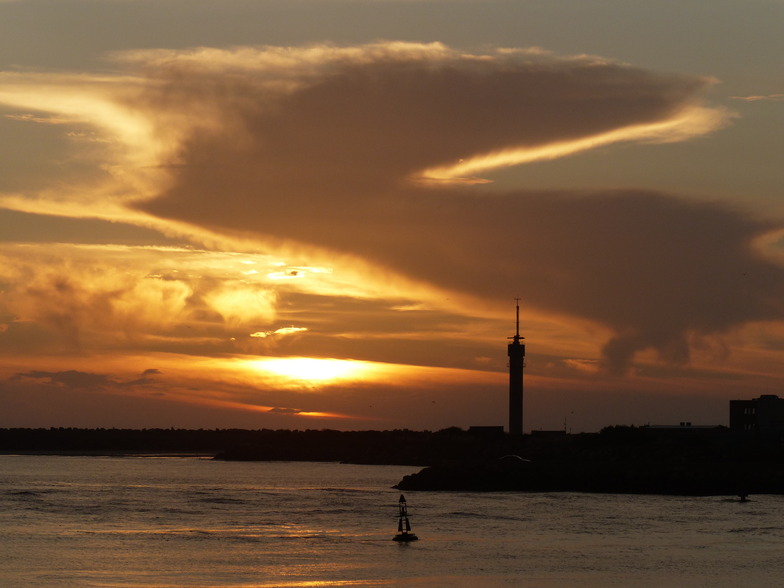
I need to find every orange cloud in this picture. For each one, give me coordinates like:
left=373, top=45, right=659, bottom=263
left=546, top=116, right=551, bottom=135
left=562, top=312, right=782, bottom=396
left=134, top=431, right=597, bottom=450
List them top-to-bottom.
left=2, top=41, right=779, bottom=383
left=418, top=104, right=728, bottom=183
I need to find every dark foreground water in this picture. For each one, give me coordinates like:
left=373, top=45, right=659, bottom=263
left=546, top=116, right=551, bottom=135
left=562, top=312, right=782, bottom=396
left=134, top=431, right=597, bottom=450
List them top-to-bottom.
left=2, top=455, right=783, bottom=587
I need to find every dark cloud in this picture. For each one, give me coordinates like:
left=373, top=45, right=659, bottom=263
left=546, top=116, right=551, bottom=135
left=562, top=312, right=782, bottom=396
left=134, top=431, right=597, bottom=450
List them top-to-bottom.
left=127, top=45, right=774, bottom=372
left=139, top=48, right=714, bottom=226
left=266, top=188, right=781, bottom=373
left=405, top=188, right=783, bottom=373
left=8, top=369, right=168, bottom=392
left=12, top=370, right=114, bottom=389
left=267, top=407, right=301, bottom=415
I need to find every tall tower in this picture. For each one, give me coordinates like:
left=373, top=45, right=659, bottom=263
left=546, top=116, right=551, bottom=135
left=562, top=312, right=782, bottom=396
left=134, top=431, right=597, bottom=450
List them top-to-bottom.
left=508, top=298, right=525, bottom=436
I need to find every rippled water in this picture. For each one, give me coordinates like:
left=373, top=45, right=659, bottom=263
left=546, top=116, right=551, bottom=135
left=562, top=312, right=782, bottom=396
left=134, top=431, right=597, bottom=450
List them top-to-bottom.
left=1, top=455, right=783, bottom=587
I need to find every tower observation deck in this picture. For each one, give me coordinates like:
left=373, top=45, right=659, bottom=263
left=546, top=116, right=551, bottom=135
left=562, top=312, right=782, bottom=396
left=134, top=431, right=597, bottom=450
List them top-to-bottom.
left=508, top=299, right=525, bottom=436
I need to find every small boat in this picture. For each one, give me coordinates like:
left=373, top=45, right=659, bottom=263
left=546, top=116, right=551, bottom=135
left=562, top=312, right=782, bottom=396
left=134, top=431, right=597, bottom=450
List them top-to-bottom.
left=393, top=494, right=418, bottom=542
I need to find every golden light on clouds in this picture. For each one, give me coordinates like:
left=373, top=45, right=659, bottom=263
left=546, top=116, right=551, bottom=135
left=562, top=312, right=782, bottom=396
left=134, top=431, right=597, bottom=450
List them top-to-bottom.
left=3, top=32, right=783, bottom=432
left=0, top=73, right=170, bottom=202
left=416, top=104, right=731, bottom=184
left=267, top=266, right=333, bottom=280
left=204, top=285, right=277, bottom=326
left=250, top=327, right=308, bottom=339
left=237, top=355, right=501, bottom=392
left=250, top=357, right=373, bottom=384
left=185, top=396, right=352, bottom=420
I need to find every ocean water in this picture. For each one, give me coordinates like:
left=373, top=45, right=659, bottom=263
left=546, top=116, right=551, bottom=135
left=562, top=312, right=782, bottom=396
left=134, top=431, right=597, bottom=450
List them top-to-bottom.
left=2, top=456, right=784, bottom=587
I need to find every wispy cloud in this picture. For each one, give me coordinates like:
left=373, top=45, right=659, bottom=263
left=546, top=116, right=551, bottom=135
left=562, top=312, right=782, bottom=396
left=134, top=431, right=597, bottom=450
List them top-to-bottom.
left=730, top=93, right=784, bottom=102
left=250, top=327, right=308, bottom=338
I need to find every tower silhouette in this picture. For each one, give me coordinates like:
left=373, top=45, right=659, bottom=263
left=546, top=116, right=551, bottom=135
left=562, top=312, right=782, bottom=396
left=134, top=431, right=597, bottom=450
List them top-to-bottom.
left=508, top=299, right=525, bottom=435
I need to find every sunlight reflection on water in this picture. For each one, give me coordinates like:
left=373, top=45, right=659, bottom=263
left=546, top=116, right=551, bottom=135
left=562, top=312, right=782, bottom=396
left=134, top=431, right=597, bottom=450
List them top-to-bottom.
left=2, top=456, right=784, bottom=587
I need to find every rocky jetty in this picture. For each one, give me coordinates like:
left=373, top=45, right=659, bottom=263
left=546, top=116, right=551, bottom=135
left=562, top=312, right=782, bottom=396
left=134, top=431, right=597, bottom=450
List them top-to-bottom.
left=395, top=426, right=784, bottom=495
left=395, top=455, right=784, bottom=495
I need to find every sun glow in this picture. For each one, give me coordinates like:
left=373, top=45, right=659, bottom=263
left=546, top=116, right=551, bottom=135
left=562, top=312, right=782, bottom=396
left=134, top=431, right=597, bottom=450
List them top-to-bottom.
left=250, top=357, right=374, bottom=383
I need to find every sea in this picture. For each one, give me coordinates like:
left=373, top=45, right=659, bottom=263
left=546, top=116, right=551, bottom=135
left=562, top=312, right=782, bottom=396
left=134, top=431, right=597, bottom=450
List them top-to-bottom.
left=2, top=455, right=784, bottom=587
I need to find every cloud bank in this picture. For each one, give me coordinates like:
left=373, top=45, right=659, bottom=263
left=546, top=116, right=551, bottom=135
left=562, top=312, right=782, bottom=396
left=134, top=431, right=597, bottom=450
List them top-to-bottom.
left=2, top=41, right=781, bottom=380
left=122, top=43, right=773, bottom=371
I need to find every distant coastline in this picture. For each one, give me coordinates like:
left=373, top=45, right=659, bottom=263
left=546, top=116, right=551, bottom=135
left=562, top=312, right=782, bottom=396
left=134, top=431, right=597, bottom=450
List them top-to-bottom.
left=4, top=426, right=784, bottom=496
left=0, top=427, right=454, bottom=464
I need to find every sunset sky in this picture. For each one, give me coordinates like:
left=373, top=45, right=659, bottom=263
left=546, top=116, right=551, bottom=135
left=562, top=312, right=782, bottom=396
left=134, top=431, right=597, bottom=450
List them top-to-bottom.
left=1, top=0, right=783, bottom=432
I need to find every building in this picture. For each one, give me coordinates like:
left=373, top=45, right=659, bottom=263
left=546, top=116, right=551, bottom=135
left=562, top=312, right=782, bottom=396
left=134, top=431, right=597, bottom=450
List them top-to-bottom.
left=730, top=394, right=784, bottom=433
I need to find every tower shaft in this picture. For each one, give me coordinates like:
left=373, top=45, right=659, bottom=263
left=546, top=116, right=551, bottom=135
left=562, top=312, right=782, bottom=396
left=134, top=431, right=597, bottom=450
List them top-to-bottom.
left=508, top=299, right=525, bottom=435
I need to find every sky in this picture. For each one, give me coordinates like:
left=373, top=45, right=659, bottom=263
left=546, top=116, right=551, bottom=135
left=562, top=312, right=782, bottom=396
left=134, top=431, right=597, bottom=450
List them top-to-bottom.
left=0, top=0, right=783, bottom=432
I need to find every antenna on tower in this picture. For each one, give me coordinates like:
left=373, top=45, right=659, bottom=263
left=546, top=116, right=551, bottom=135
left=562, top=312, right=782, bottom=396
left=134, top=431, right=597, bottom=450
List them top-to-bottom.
left=509, top=297, right=524, bottom=343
